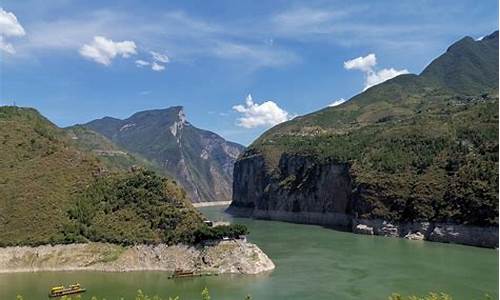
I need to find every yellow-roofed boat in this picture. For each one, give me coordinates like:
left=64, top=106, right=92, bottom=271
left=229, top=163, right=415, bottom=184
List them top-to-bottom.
left=48, top=283, right=86, bottom=298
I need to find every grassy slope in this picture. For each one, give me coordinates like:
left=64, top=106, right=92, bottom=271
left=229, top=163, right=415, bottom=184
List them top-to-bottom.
left=244, top=31, right=499, bottom=226
left=0, top=107, right=100, bottom=245
left=0, top=107, right=218, bottom=246
left=66, top=125, right=166, bottom=175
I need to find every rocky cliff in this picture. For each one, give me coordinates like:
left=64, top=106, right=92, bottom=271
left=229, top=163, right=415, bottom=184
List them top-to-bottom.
left=228, top=32, right=499, bottom=248
left=83, top=106, right=245, bottom=203
left=228, top=153, right=499, bottom=248
left=228, top=153, right=352, bottom=227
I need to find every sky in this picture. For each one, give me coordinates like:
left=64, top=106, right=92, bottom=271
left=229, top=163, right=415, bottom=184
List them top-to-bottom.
left=0, top=0, right=498, bottom=145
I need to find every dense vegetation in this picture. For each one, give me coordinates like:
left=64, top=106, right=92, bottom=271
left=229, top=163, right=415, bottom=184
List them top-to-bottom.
left=242, top=31, right=499, bottom=226
left=0, top=107, right=246, bottom=246
left=0, top=107, right=100, bottom=246
left=65, top=169, right=203, bottom=244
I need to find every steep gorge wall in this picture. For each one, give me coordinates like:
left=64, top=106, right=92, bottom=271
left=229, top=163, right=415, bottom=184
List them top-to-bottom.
left=227, top=153, right=499, bottom=248
left=228, top=153, right=352, bottom=227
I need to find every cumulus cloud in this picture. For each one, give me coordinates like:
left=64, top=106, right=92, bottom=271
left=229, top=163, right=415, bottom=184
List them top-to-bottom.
left=0, top=8, right=26, bottom=54
left=79, top=36, right=137, bottom=65
left=344, top=53, right=408, bottom=91
left=344, top=53, right=376, bottom=72
left=151, top=62, right=165, bottom=71
left=365, top=68, right=409, bottom=90
left=233, top=94, right=290, bottom=128
left=328, top=98, right=347, bottom=107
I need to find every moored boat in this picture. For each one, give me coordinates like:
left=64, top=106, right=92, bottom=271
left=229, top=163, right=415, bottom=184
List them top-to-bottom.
left=48, top=283, right=86, bottom=298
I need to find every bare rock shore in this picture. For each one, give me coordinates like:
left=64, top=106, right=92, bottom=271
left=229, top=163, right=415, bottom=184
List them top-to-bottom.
left=0, top=240, right=275, bottom=274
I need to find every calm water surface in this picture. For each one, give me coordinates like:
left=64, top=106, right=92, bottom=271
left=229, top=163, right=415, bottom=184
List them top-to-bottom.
left=1, top=206, right=498, bottom=300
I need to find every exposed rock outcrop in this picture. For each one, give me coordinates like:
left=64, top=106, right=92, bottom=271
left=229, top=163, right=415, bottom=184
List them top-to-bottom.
left=83, top=106, right=245, bottom=203
left=228, top=153, right=499, bottom=248
left=228, top=153, right=352, bottom=228
left=0, top=241, right=275, bottom=274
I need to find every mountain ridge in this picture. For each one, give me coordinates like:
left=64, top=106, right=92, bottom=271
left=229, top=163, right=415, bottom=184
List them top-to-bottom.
left=227, top=31, right=499, bottom=247
left=83, top=106, right=245, bottom=203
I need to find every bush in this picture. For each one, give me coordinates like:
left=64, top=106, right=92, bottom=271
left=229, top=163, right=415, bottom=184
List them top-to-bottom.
left=194, top=224, right=249, bottom=243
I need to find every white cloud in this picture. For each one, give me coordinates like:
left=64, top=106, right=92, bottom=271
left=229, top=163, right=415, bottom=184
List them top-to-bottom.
left=0, top=8, right=26, bottom=54
left=0, top=8, right=25, bottom=37
left=0, top=36, right=15, bottom=54
left=79, top=36, right=137, bottom=65
left=150, top=51, right=170, bottom=63
left=344, top=53, right=408, bottom=91
left=344, top=53, right=376, bottom=72
left=135, top=59, right=150, bottom=67
left=151, top=62, right=165, bottom=71
left=365, top=68, right=409, bottom=90
left=233, top=94, right=290, bottom=128
left=328, top=98, right=347, bottom=107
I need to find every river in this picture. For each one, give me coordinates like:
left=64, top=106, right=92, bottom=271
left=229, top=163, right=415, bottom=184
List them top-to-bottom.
left=0, top=205, right=498, bottom=300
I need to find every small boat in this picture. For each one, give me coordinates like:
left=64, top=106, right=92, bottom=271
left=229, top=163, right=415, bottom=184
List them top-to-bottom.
left=168, top=269, right=219, bottom=279
left=169, top=269, right=196, bottom=279
left=48, top=283, right=86, bottom=298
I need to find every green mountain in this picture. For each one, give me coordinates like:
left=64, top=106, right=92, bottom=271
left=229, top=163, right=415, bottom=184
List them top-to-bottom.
left=228, top=31, right=499, bottom=233
left=0, top=106, right=220, bottom=246
left=83, top=106, right=245, bottom=203
left=0, top=107, right=100, bottom=245
left=66, top=125, right=162, bottom=174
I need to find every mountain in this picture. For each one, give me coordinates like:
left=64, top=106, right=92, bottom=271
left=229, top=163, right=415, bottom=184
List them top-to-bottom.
left=227, top=31, right=499, bottom=247
left=0, top=106, right=220, bottom=246
left=0, top=106, right=101, bottom=245
left=83, top=106, right=245, bottom=203
left=66, top=125, right=162, bottom=173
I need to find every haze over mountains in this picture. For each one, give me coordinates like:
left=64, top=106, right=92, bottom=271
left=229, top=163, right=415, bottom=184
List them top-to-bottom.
left=82, top=106, right=245, bottom=203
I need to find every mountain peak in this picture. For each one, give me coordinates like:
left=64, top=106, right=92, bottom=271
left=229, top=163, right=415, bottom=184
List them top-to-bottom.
left=482, top=30, right=499, bottom=41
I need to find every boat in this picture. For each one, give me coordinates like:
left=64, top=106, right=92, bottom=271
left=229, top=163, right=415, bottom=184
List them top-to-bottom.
left=168, top=269, right=219, bottom=279
left=48, top=283, right=86, bottom=298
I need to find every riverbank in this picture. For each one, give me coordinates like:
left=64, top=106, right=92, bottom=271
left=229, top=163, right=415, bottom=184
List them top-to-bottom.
left=192, top=201, right=232, bottom=208
left=226, top=207, right=499, bottom=248
left=0, top=240, right=274, bottom=274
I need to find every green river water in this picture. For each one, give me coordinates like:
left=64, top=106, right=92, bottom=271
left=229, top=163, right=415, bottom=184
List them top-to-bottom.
left=1, top=206, right=498, bottom=300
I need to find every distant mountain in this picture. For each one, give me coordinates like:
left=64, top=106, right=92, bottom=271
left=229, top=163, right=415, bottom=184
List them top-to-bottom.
left=228, top=31, right=499, bottom=247
left=83, top=106, right=245, bottom=203
left=66, top=125, right=161, bottom=173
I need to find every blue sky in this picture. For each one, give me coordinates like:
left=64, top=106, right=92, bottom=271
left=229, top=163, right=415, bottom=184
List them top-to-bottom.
left=1, top=0, right=498, bottom=145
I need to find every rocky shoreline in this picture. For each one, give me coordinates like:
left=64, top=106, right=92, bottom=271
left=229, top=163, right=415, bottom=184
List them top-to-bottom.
left=226, top=207, right=499, bottom=248
left=352, top=218, right=499, bottom=248
left=0, top=240, right=275, bottom=274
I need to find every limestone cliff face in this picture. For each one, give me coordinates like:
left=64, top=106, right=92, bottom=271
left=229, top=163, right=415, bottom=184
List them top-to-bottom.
left=228, top=153, right=352, bottom=227
left=228, top=153, right=499, bottom=248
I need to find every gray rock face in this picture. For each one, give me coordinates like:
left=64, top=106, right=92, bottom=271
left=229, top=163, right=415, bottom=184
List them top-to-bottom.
left=84, top=107, right=245, bottom=202
left=228, top=153, right=499, bottom=248
left=228, top=153, right=352, bottom=227
left=350, top=219, right=498, bottom=247
left=353, top=224, right=374, bottom=235
left=428, top=224, right=499, bottom=248
left=404, top=232, right=425, bottom=240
